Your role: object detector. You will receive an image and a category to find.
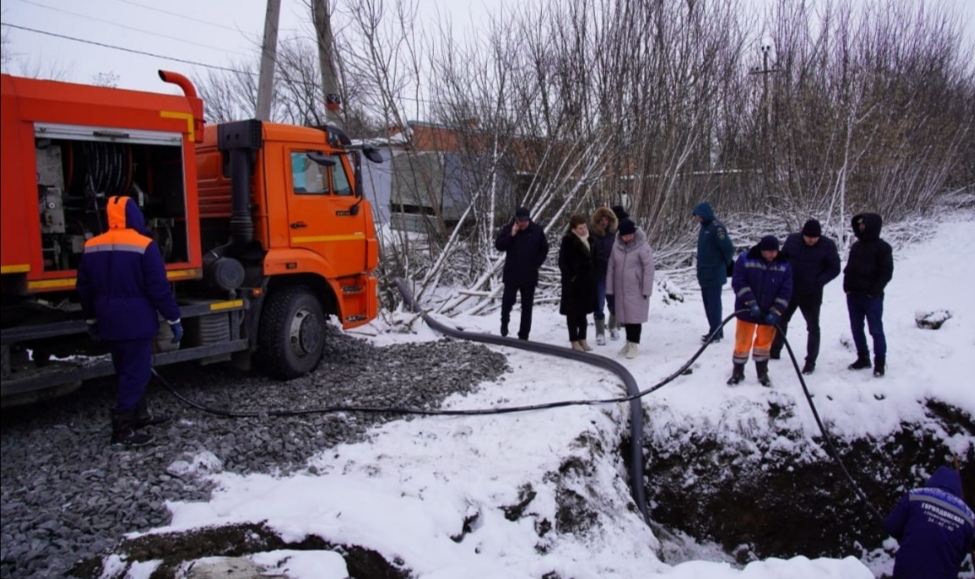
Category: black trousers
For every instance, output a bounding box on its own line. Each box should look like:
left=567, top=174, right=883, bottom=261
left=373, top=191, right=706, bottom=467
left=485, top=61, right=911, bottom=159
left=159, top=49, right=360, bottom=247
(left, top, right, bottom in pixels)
left=624, top=323, right=642, bottom=344
left=771, top=291, right=822, bottom=363
left=565, top=312, right=588, bottom=341
left=500, top=282, right=536, bottom=340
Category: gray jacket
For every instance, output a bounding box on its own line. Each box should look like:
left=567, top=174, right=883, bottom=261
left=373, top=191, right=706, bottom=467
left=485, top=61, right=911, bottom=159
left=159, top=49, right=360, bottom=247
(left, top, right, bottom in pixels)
left=606, top=228, right=655, bottom=324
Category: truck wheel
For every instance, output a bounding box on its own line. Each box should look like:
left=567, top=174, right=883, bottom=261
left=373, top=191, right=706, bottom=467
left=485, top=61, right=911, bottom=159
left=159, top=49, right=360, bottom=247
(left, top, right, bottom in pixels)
left=256, top=285, right=326, bottom=379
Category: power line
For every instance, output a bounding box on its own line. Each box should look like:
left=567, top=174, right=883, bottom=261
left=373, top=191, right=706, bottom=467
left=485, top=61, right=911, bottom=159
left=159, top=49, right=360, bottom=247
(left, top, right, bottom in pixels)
left=12, top=0, right=245, bottom=56
left=110, top=0, right=304, bottom=35
left=1, top=22, right=250, bottom=74
left=111, top=0, right=244, bottom=33
left=2, top=22, right=450, bottom=109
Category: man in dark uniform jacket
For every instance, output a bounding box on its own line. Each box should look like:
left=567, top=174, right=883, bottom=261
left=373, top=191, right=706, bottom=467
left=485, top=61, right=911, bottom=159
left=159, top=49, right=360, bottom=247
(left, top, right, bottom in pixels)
left=495, top=207, right=549, bottom=340
left=885, top=466, right=974, bottom=579
left=76, top=196, right=183, bottom=447
left=770, top=219, right=841, bottom=374
left=692, top=202, right=735, bottom=343
left=843, top=212, right=894, bottom=376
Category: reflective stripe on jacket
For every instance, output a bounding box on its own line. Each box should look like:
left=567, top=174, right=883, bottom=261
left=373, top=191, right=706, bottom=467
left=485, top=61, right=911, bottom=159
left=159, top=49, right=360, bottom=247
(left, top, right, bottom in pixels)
left=76, top=196, right=181, bottom=341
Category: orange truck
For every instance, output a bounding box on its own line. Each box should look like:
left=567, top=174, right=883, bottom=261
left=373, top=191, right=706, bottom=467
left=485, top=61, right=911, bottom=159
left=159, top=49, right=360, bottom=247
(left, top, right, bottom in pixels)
left=0, top=71, right=383, bottom=406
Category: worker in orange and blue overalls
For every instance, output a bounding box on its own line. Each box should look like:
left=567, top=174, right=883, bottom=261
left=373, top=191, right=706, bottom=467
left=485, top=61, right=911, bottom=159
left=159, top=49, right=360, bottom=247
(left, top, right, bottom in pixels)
left=76, top=196, right=183, bottom=447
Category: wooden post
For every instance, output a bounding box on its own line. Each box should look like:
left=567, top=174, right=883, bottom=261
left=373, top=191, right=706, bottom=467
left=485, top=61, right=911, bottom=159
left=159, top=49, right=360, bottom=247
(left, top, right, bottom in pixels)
left=312, top=0, right=343, bottom=128
left=256, top=0, right=281, bottom=121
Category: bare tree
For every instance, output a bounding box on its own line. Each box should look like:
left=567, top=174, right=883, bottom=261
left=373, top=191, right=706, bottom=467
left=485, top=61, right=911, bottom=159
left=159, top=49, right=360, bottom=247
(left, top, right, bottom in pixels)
left=185, top=0, right=975, bottom=315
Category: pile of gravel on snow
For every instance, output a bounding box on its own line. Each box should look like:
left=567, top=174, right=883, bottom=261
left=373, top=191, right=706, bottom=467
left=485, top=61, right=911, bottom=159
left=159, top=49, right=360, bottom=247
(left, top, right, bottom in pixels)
left=0, top=330, right=508, bottom=579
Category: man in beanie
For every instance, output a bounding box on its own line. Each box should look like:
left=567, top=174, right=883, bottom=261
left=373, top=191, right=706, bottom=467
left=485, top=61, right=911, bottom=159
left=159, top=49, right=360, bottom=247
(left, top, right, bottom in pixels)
left=495, top=206, right=549, bottom=340
left=692, top=202, right=736, bottom=343
left=769, top=218, right=841, bottom=374
left=727, top=235, right=792, bottom=386
left=843, top=212, right=893, bottom=376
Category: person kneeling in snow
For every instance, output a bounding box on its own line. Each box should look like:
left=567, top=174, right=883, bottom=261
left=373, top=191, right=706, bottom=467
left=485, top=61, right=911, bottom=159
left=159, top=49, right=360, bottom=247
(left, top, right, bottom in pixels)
left=885, top=466, right=975, bottom=579
left=727, top=235, right=792, bottom=387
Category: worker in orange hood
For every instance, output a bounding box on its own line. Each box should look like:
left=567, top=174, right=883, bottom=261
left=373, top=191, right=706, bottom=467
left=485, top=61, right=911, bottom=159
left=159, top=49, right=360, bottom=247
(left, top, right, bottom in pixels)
left=76, top=196, right=183, bottom=447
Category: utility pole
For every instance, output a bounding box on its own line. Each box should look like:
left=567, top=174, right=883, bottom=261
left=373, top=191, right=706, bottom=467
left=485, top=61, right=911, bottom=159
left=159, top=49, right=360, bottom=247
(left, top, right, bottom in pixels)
left=750, top=40, right=778, bottom=200
left=312, top=0, right=343, bottom=128
left=749, top=42, right=777, bottom=135
left=255, top=0, right=281, bottom=121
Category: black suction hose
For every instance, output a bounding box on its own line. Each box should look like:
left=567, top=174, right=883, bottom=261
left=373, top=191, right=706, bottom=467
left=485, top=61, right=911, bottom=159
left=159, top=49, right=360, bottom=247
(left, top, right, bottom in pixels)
left=775, top=322, right=887, bottom=525
left=152, top=285, right=885, bottom=531
left=394, top=278, right=653, bottom=524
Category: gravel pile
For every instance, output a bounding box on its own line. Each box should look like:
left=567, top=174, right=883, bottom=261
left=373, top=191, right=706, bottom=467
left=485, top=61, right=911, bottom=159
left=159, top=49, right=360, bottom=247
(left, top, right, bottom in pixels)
left=0, top=330, right=508, bottom=578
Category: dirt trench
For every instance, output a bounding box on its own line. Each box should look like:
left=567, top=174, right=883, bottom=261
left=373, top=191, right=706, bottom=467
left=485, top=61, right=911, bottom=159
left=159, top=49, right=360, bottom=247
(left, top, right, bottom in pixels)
left=642, top=397, right=975, bottom=565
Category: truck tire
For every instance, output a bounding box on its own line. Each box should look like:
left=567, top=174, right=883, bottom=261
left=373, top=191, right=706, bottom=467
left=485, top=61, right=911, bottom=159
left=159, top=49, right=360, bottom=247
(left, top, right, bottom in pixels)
left=256, top=285, right=326, bottom=379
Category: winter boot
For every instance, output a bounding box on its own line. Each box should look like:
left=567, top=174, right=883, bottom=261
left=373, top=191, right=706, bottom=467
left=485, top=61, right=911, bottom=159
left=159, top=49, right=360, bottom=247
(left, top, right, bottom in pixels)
left=608, top=315, right=620, bottom=341
left=873, top=356, right=886, bottom=377
left=579, top=339, right=594, bottom=352
left=571, top=341, right=586, bottom=352
left=624, top=342, right=639, bottom=359
left=726, top=364, right=745, bottom=386
left=500, top=321, right=509, bottom=338
left=801, top=361, right=816, bottom=375
left=134, top=399, right=170, bottom=429
left=111, top=410, right=154, bottom=447
left=848, top=355, right=871, bottom=370
left=595, top=319, right=606, bottom=346
left=756, top=361, right=771, bottom=387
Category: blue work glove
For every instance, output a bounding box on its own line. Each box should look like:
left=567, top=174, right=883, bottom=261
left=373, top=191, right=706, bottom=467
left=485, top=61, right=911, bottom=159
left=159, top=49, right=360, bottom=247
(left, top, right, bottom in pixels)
left=86, top=321, right=100, bottom=342
left=169, top=320, right=184, bottom=344
left=748, top=303, right=762, bottom=319
left=764, top=311, right=780, bottom=326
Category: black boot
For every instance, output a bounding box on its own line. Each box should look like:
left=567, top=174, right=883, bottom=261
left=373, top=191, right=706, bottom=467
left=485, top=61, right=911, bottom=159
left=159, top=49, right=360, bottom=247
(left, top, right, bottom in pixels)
left=848, top=355, right=871, bottom=370
left=756, top=361, right=771, bottom=387
left=134, top=399, right=170, bottom=429
left=801, top=361, right=816, bottom=375
left=111, top=410, right=154, bottom=447
left=500, top=321, right=509, bottom=337
left=873, top=356, right=886, bottom=377
left=726, top=364, right=745, bottom=386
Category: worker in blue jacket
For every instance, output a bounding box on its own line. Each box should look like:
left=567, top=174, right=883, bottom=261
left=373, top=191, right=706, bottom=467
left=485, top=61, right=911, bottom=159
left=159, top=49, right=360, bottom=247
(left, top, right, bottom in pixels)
left=727, top=235, right=792, bottom=387
left=885, top=466, right=975, bottom=579
left=76, top=196, right=183, bottom=447
left=692, top=202, right=735, bottom=343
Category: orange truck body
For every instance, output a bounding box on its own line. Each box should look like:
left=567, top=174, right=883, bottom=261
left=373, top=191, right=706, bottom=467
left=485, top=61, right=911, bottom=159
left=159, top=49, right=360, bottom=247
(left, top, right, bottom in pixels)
left=0, top=71, right=382, bottom=405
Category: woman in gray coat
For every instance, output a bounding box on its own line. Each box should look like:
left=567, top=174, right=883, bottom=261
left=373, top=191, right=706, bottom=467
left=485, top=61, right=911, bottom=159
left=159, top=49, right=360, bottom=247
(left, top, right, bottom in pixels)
left=605, top=219, right=655, bottom=358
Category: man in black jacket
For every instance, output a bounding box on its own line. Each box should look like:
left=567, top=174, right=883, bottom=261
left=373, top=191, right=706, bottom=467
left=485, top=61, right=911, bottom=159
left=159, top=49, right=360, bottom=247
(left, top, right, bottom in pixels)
left=843, top=213, right=894, bottom=376
left=770, top=219, right=841, bottom=374
left=495, top=207, right=549, bottom=340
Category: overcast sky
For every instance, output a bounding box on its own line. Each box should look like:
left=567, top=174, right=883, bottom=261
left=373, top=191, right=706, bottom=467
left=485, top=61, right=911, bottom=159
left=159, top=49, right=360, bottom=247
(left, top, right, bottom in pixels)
left=2, top=0, right=974, bottom=96
left=1, top=0, right=511, bottom=92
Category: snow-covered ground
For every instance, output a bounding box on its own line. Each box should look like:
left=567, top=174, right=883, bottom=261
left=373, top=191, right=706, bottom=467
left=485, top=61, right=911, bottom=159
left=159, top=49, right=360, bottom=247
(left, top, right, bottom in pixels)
left=123, top=217, right=974, bottom=578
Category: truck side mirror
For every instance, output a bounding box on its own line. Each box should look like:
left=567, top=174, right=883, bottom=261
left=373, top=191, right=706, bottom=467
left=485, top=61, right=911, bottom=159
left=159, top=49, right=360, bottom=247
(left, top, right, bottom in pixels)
left=362, top=147, right=383, bottom=164
left=306, top=151, right=336, bottom=167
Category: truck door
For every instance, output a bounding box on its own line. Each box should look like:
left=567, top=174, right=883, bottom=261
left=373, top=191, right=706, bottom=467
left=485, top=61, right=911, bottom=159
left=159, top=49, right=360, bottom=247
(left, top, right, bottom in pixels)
left=285, top=150, right=369, bottom=275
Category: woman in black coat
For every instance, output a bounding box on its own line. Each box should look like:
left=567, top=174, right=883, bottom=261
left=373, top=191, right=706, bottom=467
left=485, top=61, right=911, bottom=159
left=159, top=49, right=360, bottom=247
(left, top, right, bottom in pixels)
left=559, top=214, right=598, bottom=351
